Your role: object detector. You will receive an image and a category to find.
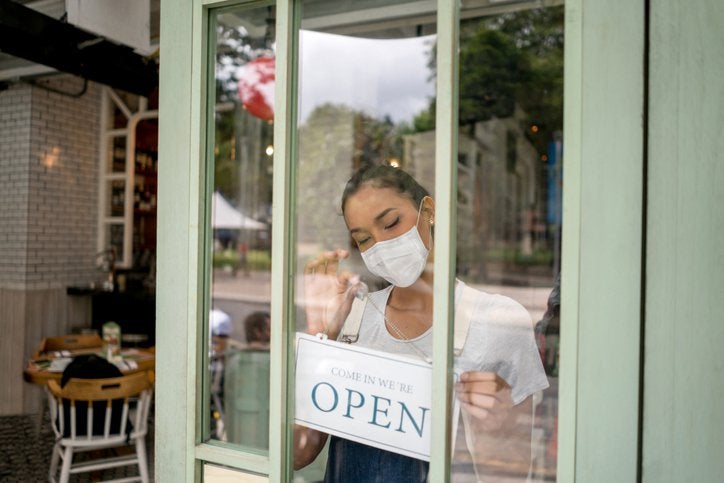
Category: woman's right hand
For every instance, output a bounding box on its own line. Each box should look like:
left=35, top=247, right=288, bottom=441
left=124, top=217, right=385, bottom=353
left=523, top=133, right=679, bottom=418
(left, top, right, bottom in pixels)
left=303, top=248, right=361, bottom=338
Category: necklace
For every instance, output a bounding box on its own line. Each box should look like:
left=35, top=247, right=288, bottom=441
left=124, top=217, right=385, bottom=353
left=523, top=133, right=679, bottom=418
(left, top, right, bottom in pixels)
left=366, top=292, right=432, bottom=364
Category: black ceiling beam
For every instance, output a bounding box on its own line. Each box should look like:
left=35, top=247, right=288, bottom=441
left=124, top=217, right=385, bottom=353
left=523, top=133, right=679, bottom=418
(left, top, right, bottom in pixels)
left=0, top=0, right=158, bottom=97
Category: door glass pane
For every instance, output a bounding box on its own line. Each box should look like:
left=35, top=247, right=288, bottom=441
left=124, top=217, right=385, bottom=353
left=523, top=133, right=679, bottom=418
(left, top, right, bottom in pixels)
left=108, top=136, right=126, bottom=173
left=453, top=4, right=563, bottom=481
left=293, top=1, right=438, bottom=481
left=291, top=1, right=563, bottom=482
left=205, top=4, right=276, bottom=452
left=104, top=224, right=124, bottom=265
left=106, top=179, right=125, bottom=217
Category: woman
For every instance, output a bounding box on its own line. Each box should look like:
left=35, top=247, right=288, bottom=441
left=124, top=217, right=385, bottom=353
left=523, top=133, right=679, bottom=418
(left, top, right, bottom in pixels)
left=295, top=165, right=548, bottom=481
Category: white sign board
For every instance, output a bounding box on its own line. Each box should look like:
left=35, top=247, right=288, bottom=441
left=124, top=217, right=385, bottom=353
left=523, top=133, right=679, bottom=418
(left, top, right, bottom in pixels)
left=295, top=333, right=458, bottom=461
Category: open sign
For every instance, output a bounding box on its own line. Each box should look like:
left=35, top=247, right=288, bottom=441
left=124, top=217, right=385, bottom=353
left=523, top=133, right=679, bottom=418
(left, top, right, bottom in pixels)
left=295, top=333, right=457, bottom=461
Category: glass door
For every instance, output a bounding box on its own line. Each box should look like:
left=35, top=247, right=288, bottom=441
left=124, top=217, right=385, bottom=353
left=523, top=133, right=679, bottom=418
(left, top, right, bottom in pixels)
left=184, top=0, right=563, bottom=480
left=289, top=1, right=563, bottom=481
left=203, top=3, right=276, bottom=452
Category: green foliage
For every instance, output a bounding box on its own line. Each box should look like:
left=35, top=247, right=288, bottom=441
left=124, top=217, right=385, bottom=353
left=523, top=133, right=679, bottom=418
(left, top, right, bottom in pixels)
left=213, top=249, right=271, bottom=271
left=412, top=6, right=564, bottom=155
left=212, top=11, right=275, bottom=209
left=480, top=247, right=554, bottom=267
left=459, top=28, right=529, bottom=123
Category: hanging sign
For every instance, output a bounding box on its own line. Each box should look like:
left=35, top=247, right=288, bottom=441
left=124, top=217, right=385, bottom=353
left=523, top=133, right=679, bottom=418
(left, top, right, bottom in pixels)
left=295, top=333, right=457, bottom=461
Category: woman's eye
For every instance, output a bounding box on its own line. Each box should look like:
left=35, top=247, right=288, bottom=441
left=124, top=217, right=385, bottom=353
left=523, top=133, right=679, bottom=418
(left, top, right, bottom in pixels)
left=356, top=237, right=370, bottom=247
left=384, top=217, right=399, bottom=230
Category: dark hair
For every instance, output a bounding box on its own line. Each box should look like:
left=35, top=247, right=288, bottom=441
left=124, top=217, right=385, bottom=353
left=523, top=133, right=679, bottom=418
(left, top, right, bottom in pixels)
left=244, top=311, right=270, bottom=343
left=341, top=164, right=430, bottom=214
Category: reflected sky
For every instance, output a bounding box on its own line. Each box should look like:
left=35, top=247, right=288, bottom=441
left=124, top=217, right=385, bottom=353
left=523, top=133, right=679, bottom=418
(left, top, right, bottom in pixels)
left=299, top=30, right=435, bottom=124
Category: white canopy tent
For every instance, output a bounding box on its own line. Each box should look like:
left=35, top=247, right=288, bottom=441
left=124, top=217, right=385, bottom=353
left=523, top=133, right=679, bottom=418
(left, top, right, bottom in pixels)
left=211, top=191, right=266, bottom=230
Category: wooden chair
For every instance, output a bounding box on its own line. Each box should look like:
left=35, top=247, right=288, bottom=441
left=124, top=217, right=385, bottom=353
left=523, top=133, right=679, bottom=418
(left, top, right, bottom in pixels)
left=33, top=333, right=103, bottom=357
left=46, top=370, right=154, bottom=483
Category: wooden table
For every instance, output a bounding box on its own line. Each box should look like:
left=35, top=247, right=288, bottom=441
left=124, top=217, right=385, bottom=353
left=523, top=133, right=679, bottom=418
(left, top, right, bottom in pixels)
left=23, top=347, right=155, bottom=386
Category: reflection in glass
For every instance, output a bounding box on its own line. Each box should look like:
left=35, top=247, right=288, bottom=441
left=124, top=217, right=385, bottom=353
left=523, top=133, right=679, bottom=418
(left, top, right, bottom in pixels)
left=109, top=136, right=126, bottom=173
left=292, top=1, right=563, bottom=482
left=106, top=224, right=124, bottom=262
left=452, top=6, right=564, bottom=481
left=293, top=1, right=437, bottom=481
left=205, top=5, right=275, bottom=452
left=107, top=180, right=125, bottom=217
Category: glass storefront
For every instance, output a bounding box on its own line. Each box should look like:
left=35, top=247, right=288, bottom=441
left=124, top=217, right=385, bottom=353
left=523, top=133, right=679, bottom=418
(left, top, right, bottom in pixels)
left=200, top=1, right=562, bottom=480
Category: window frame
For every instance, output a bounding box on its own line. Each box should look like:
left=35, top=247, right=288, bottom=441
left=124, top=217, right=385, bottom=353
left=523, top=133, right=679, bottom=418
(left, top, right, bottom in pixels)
left=156, top=0, right=646, bottom=481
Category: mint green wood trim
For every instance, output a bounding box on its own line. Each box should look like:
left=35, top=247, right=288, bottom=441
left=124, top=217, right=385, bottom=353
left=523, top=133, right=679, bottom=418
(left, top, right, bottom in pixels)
left=157, top=0, right=204, bottom=480
left=429, top=0, right=458, bottom=480
left=199, top=7, right=217, bottom=444
left=557, top=1, right=582, bottom=481
left=643, top=2, right=724, bottom=481
left=190, top=5, right=210, bottom=479
left=269, top=1, right=297, bottom=481
left=196, top=0, right=279, bottom=476
left=195, top=444, right=268, bottom=474
left=560, top=1, right=645, bottom=481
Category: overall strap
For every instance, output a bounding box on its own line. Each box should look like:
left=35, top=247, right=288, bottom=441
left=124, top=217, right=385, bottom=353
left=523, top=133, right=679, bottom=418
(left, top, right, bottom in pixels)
left=339, top=297, right=366, bottom=343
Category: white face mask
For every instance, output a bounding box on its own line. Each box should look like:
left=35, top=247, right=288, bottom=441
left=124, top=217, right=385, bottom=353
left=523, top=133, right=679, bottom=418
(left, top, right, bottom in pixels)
left=360, top=201, right=430, bottom=287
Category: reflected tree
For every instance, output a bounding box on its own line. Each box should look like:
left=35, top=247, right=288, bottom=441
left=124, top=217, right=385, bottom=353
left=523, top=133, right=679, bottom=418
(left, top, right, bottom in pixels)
left=213, top=10, right=276, bottom=232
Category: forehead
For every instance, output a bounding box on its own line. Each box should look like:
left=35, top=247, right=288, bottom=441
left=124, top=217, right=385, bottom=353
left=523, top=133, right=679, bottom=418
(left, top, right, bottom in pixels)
left=343, top=184, right=415, bottom=224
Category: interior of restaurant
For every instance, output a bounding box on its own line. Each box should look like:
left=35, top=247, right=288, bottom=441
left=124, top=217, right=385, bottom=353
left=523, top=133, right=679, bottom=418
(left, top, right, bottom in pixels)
left=1, top=0, right=162, bottom=480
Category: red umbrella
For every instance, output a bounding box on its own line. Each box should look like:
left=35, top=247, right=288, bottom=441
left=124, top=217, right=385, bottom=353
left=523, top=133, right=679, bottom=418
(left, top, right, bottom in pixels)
left=237, top=56, right=275, bottom=122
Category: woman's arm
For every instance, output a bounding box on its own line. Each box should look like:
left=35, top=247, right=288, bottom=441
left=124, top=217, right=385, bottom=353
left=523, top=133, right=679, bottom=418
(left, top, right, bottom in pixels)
left=293, top=424, right=329, bottom=470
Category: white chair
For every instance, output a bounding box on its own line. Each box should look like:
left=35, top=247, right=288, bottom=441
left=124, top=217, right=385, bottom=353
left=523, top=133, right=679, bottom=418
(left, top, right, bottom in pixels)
left=46, top=371, right=154, bottom=483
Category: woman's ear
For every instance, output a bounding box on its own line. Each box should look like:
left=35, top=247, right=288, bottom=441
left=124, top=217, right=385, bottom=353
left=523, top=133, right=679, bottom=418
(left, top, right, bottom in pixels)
left=422, top=196, right=435, bottom=225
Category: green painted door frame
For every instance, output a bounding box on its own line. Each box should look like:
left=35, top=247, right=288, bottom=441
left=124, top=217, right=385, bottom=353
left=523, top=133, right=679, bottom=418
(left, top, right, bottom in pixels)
left=154, top=0, right=724, bottom=481
left=559, top=1, right=644, bottom=481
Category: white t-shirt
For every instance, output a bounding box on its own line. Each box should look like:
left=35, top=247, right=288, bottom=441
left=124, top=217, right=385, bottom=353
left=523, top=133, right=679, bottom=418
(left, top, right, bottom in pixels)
left=346, top=281, right=549, bottom=404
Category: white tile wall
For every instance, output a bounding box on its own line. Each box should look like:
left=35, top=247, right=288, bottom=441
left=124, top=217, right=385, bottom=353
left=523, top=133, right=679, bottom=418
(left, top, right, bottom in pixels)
left=0, top=75, right=101, bottom=290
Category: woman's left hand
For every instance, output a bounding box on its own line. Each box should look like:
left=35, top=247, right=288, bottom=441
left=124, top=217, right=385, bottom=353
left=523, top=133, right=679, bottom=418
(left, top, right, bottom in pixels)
left=455, top=371, right=514, bottom=432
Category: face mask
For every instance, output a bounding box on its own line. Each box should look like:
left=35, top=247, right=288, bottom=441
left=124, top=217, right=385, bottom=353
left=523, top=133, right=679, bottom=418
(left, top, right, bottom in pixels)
left=360, top=201, right=430, bottom=287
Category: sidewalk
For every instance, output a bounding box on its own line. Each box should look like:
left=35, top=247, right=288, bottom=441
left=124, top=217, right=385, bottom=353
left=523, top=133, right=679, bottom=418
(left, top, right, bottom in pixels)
left=211, top=269, right=551, bottom=322
left=212, top=269, right=272, bottom=303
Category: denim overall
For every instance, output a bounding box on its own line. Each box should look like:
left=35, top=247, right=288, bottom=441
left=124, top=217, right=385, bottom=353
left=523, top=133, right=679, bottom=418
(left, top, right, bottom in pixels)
left=324, top=436, right=429, bottom=482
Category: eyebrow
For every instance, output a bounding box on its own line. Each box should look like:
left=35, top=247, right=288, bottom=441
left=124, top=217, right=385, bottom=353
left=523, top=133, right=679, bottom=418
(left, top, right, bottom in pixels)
left=349, top=207, right=396, bottom=234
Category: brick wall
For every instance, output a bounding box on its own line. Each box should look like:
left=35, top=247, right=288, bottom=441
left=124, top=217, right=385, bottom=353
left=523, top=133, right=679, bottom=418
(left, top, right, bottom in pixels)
left=27, top=75, right=101, bottom=289
left=1, top=75, right=100, bottom=290
left=0, top=82, right=32, bottom=288
left=0, top=75, right=101, bottom=414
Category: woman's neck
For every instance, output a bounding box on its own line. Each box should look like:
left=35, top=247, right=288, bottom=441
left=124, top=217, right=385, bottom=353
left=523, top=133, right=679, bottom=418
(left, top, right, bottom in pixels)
left=388, top=270, right=434, bottom=312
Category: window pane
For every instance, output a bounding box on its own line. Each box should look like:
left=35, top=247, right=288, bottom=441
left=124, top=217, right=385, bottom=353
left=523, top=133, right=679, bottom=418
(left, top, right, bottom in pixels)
left=453, top=4, right=563, bottom=481
left=106, top=179, right=125, bottom=217
left=293, top=1, right=438, bottom=481
left=205, top=4, right=276, bottom=452
left=108, top=136, right=126, bottom=173
left=104, top=223, right=124, bottom=266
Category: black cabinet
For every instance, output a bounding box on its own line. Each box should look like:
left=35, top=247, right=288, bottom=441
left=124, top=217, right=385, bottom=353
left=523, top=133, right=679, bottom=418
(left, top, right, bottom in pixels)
left=91, top=292, right=155, bottom=347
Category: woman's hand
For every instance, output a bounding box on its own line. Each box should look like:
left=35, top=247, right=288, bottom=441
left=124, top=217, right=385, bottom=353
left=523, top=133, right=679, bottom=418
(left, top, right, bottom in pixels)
left=303, top=249, right=361, bottom=338
left=455, top=371, right=534, bottom=473
left=455, top=371, right=514, bottom=432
